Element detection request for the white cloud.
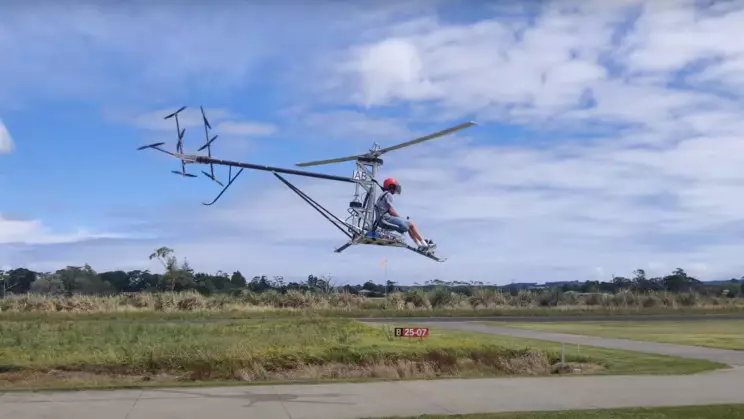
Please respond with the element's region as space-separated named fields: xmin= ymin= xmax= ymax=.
xmin=301 ymin=111 xmax=413 ymax=142
xmin=0 ymin=119 xmax=13 ymax=154
xmin=216 ymin=121 xmax=277 ymax=137
xmin=0 ymin=2 xmax=443 ymax=107
xmin=318 ymin=1 xmax=744 ymax=135
xmin=122 ymin=108 xmax=275 ymax=136
xmin=0 ymin=214 xmax=130 ymax=245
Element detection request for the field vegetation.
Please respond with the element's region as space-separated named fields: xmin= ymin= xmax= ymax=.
xmin=0 ymin=318 xmax=723 ymax=390
xmin=1 ymin=248 xmax=743 ymax=317
xmin=1 ymin=287 xmax=744 ymax=318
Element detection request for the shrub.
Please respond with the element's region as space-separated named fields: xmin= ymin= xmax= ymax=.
xmin=404 ymin=289 xmax=431 ymax=309
xmin=176 ymin=292 xmax=206 ymax=311
xmin=428 ymin=287 xmax=456 ymax=308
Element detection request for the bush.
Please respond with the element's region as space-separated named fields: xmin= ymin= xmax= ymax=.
xmin=428 ymin=287 xmax=456 ymax=308
xmin=385 ymin=292 xmax=405 ymax=310
xmin=676 ymin=292 xmax=699 ymax=307
xmin=176 ymin=292 xmax=206 ymax=311
xmin=1 ymin=286 xmax=744 ymax=314
xmin=404 ymin=289 xmax=431 ymax=309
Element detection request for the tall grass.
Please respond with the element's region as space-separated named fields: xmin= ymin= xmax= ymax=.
xmin=0 ymin=317 xmax=725 ymax=389
xmin=1 ymin=289 xmax=743 ymax=315
xmin=0 ymin=318 xmax=558 ymax=385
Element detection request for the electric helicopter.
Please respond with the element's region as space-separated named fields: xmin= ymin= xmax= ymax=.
xmin=137 ymin=106 xmax=477 ymax=262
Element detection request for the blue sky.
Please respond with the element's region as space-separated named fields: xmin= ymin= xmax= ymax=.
xmin=4 ymin=0 xmax=744 ymax=285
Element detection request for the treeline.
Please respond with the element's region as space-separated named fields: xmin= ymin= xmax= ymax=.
xmin=1 ymin=247 xmax=743 ymax=299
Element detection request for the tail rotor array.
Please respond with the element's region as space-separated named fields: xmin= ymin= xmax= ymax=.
xmin=163 ymin=106 xmax=196 ymax=178
xmin=137 ymin=105 xmax=244 ymax=205
xmin=197 ymin=106 xmax=223 ymax=186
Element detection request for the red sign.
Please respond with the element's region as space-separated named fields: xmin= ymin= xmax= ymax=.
xmin=394 ymin=327 xmax=430 ymax=338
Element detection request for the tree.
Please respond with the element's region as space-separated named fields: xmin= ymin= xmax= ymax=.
xmin=662 ymin=268 xmax=699 ymax=293
xmin=99 ymin=270 xmax=131 ymax=293
xmin=149 ymin=247 xmax=177 ymax=271
xmin=632 ymin=269 xmax=646 ymax=282
xmin=55 ymin=264 xmax=114 ymax=296
xmin=210 ymin=270 xmax=231 ymax=291
xmin=630 ymin=268 xmax=663 ymax=293
xmin=362 ymin=280 xmax=378 ymax=292
xmin=612 ymin=276 xmax=632 ymax=290
xmin=126 ymin=270 xmax=159 ymax=291
xmin=0 ymin=270 xmax=8 ymax=298
xmin=272 ymin=276 xmax=286 ymax=290
xmin=29 ymin=272 xmax=65 ymax=295
xmin=386 ymin=280 xmax=397 ymax=294
xmin=168 ymin=259 xmax=196 ymax=292
xmin=148 ymin=247 xmax=195 ymax=291
xmin=249 ymin=275 xmax=272 ymax=292
xmin=5 ymin=268 xmax=37 ymax=296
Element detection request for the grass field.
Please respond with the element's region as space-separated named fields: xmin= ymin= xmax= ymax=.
xmin=479 ymin=320 xmax=744 ymax=350
xmin=374 ymin=403 xmax=744 ymax=418
xmin=0 ymin=317 xmax=724 ymax=390
xmin=1 ymin=291 xmax=744 ymax=319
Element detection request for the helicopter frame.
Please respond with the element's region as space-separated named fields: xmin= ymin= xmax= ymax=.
xmin=136 ymin=106 xmax=477 ymax=263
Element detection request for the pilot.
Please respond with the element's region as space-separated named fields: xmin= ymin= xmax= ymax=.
xmin=374 ymin=177 xmax=435 ymax=252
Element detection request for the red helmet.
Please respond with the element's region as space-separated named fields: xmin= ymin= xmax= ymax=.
xmin=383 ymin=177 xmax=401 ymax=194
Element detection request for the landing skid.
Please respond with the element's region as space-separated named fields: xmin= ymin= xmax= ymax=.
xmin=405 ymin=244 xmax=447 ymax=262
xmin=334 ymin=232 xmax=447 ymax=262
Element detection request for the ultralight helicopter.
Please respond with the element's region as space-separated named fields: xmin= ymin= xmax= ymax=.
xmin=137 ymin=106 xmax=477 ymax=262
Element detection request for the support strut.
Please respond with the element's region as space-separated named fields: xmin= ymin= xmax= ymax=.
xmin=272 ymin=172 xmax=354 ymax=239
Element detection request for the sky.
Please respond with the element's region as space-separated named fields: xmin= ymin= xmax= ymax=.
xmin=3 ymin=0 xmax=744 ymax=285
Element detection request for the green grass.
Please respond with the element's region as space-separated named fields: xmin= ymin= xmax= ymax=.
xmin=479 ymin=320 xmax=744 ymax=350
xmin=2 ymin=307 xmax=744 ymax=323
xmin=410 ymin=327 xmax=724 ymax=375
xmin=372 ymin=403 xmax=744 ymax=419
xmin=0 ymin=318 xmax=725 ymax=390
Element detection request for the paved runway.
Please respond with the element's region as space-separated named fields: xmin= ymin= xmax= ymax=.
xmin=3 ymin=321 xmax=744 ymax=419
xmin=357 ymin=313 xmax=744 ymax=323
xmin=423 ymin=321 xmax=744 ymax=366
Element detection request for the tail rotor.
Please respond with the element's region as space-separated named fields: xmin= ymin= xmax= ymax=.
xmin=197 ymin=106 xmax=223 ymax=186
xmin=163 ymin=106 xmax=196 ymax=177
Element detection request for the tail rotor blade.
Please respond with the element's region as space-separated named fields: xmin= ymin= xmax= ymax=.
xmin=164 ymin=106 xmax=187 ymax=120
xmin=201 ymin=170 xmax=224 ymax=186
xmin=200 ymin=106 xmax=211 ymax=130
xmin=137 ymin=142 xmax=165 ymax=151
xmin=198 ymin=135 xmax=218 ymax=152
xmin=172 ymin=170 xmax=197 ymax=178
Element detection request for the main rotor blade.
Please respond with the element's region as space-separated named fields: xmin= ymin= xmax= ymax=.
xmin=294 ymin=121 xmax=477 ymax=167
xmin=378 ymin=121 xmax=477 ymax=154
xmin=295 ymin=154 xmax=362 ymax=167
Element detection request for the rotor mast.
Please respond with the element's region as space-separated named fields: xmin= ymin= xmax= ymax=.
xmin=293 ymin=121 xmax=477 ymax=234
